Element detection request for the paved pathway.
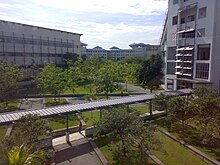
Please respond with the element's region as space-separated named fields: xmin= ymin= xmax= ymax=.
xmin=120 ymin=83 xmax=164 ymax=94
xmin=52 ymin=131 xmax=104 ymax=165
xmin=53 ymin=138 xmax=103 ymax=165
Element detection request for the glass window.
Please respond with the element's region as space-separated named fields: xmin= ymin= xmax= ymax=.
xmin=197 ymin=28 xmax=205 ymax=37
xmin=196 ymin=63 xmax=209 ymax=79
xmin=173 ymin=0 xmax=178 ymax=5
xmin=197 ymin=44 xmax=210 ymax=60
xmin=167 ymin=62 xmax=176 ymax=74
xmin=167 ymin=79 xmax=174 ymax=90
xmin=199 ymin=7 xmax=207 ymax=19
xmin=172 ymin=16 xmax=178 ymax=25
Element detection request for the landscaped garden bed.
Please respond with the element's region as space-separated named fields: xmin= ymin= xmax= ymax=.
xmin=0 ymin=100 xmax=19 ymax=112
xmin=45 ymin=98 xmax=68 ymax=107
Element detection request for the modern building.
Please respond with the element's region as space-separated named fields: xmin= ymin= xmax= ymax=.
xmin=0 ymin=20 xmax=82 ymax=66
xmin=82 ymin=43 xmax=160 ymax=60
xmin=161 ymin=0 xmax=220 ymax=90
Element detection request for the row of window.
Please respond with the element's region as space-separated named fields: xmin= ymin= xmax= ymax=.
xmin=0 ymin=52 xmax=65 ymax=57
xmin=172 ymin=7 xmax=207 ymax=25
xmin=0 ymin=35 xmax=74 ymax=48
xmin=167 ymin=62 xmax=209 ymax=80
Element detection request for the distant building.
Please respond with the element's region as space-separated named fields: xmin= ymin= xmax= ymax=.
xmin=81 ymin=43 xmax=160 ymax=60
xmin=0 ymin=20 xmax=82 ymax=66
xmin=161 ymin=0 xmax=220 ymax=90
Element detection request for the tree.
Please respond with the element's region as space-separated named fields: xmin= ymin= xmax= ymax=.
xmin=2 ymin=114 xmax=51 ymax=151
xmin=0 ymin=60 xmax=23 ymax=102
xmin=167 ymin=96 xmax=193 ymax=132
xmin=95 ymin=60 xmax=121 ymax=98
xmin=138 ymin=54 xmax=163 ymax=93
xmin=63 ymin=52 xmax=79 ymax=67
xmin=1 ymin=114 xmax=53 ymax=165
xmin=190 ymin=86 xmax=220 ymax=143
xmin=6 ymin=144 xmax=46 ymax=165
xmin=36 ymin=64 xmax=65 ymax=97
xmin=95 ymin=108 xmax=159 ymax=164
xmin=120 ymin=63 xmax=140 ymax=91
xmin=152 ymin=93 xmax=171 ymax=111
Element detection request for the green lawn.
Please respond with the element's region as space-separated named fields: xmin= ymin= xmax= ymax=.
xmin=49 ymin=115 xmax=79 ymax=130
xmin=0 ymin=100 xmax=19 ymax=112
xmin=94 ymin=130 xmax=207 ymax=165
xmin=81 ymin=110 xmax=100 ymax=127
xmin=151 ymin=131 xmax=207 ymax=165
xmin=0 ymin=126 xmax=7 ymax=141
xmin=132 ymin=104 xmax=149 ymax=115
xmin=45 ymin=98 xmax=68 ymax=107
xmin=94 ymin=135 xmax=156 ymax=165
xmin=162 ymin=123 xmax=220 ymax=161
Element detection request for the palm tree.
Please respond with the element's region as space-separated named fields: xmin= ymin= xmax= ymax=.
xmin=7 ymin=144 xmax=45 ymax=165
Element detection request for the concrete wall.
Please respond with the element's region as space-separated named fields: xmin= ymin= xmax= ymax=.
xmin=0 ymin=20 xmax=81 ymax=66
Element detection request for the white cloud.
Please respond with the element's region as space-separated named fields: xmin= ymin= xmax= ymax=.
xmin=29 ymin=0 xmax=168 ymax=15
xmin=0 ymin=0 xmax=168 ymax=49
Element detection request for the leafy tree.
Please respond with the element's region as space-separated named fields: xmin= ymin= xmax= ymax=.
xmin=152 ymin=93 xmax=171 ymax=111
xmin=0 ymin=60 xmax=23 ymax=102
xmin=190 ymin=86 xmax=220 ymax=143
xmin=95 ymin=60 xmax=121 ymax=98
xmin=167 ymin=96 xmax=193 ymax=132
xmin=63 ymin=52 xmax=79 ymax=67
xmin=95 ymin=108 xmax=159 ymax=164
xmin=120 ymin=63 xmax=140 ymax=91
xmin=2 ymin=114 xmax=51 ymax=151
xmin=121 ymin=56 xmax=144 ymax=65
xmin=138 ymin=54 xmax=163 ymax=93
xmin=6 ymin=144 xmax=46 ymax=165
xmin=36 ymin=64 xmax=65 ymax=97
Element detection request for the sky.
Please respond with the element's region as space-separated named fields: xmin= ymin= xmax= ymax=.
xmin=0 ymin=0 xmax=168 ymax=49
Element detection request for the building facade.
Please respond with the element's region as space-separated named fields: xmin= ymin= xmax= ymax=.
xmin=0 ymin=20 xmax=82 ymax=66
xmin=82 ymin=43 xmax=160 ymax=60
xmin=161 ymin=0 xmax=220 ymax=90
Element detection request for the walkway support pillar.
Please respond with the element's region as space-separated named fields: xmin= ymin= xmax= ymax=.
xmin=149 ymin=100 xmax=152 ymax=116
xmin=100 ymin=109 xmax=102 ymax=120
xmin=66 ymin=114 xmax=69 ymax=142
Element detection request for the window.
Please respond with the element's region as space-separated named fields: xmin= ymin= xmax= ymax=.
xmin=199 ymin=7 xmax=207 ymax=19
xmin=167 ymin=62 xmax=176 ymax=74
xmin=197 ymin=28 xmax=205 ymax=37
xmin=172 ymin=16 xmax=178 ymax=25
xmin=197 ymin=44 xmax=210 ymax=60
xmin=187 ymin=15 xmax=195 ymax=22
xmin=181 ymin=17 xmax=185 ymax=24
xmin=173 ymin=0 xmax=178 ymax=5
xmin=167 ymin=79 xmax=174 ymax=90
xmin=196 ymin=63 xmax=209 ymax=79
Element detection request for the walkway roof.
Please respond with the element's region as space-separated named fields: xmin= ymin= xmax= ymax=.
xmin=0 ymin=89 xmax=193 ymax=125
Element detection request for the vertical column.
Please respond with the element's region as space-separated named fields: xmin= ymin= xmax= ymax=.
xmin=148 ymin=100 xmax=152 ymax=116
xmin=13 ymin=32 xmax=16 ymax=64
xmin=66 ymin=114 xmax=69 ymax=142
xmin=100 ymin=109 xmax=102 ymax=120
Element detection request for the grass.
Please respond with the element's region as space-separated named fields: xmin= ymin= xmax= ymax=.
xmin=45 ymin=98 xmax=68 ymax=107
xmin=49 ymin=114 xmax=79 ymax=130
xmin=0 ymin=126 xmax=7 ymax=141
xmin=81 ymin=110 xmax=100 ymax=127
xmin=94 ymin=135 xmax=156 ymax=165
xmin=132 ymin=104 xmax=149 ymax=115
xmin=0 ymin=100 xmax=19 ymax=112
xmin=151 ymin=131 xmax=207 ymax=165
xmin=161 ymin=123 xmax=220 ymax=161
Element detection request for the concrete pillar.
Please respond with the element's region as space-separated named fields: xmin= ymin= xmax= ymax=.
xmin=149 ymin=100 xmax=152 ymax=116
xmin=66 ymin=114 xmax=69 ymax=142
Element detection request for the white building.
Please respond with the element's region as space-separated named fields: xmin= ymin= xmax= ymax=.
xmin=0 ymin=20 xmax=82 ymax=66
xmin=161 ymin=0 xmax=220 ymax=90
xmin=82 ymin=43 xmax=160 ymax=60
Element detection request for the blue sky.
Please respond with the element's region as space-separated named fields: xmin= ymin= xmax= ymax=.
xmin=0 ymin=0 xmax=168 ymax=49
